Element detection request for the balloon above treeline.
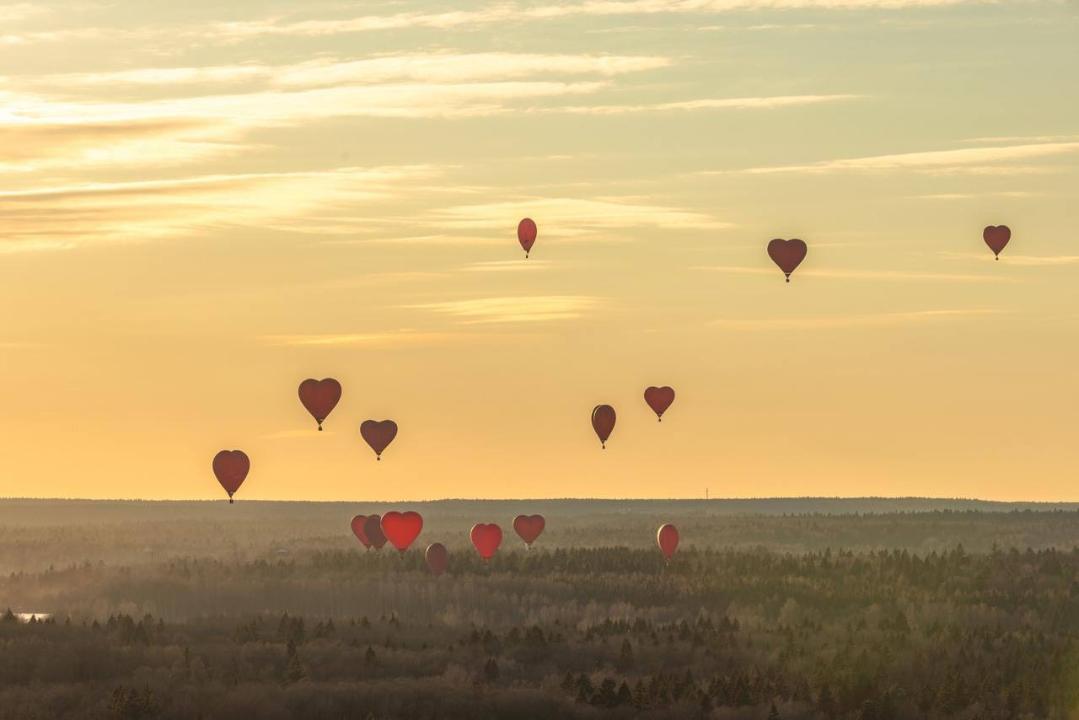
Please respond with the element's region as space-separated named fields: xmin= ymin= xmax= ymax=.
xmin=644 ymin=386 xmax=675 ymax=422
xmin=591 ymin=405 xmax=616 ymax=449
xmin=767 ymin=238 xmax=807 ymax=282
xmin=213 ymin=450 xmax=249 ymax=504
xmin=657 ymin=523 xmax=679 ymax=561
xmin=381 ymin=511 xmax=423 ymax=551
xmin=425 ymin=543 xmax=448 ymax=576
xmin=983 ymin=225 xmax=1011 ymax=260
xmin=513 ymin=514 xmax=545 ymax=547
xmin=298 ymin=378 xmax=341 ymax=431
xmin=517 ymin=218 xmax=537 ymax=258
xmin=360 ymin=420 xmax=398 ymax=460
xmin=471 ymin=523 xmax=503 ymax=560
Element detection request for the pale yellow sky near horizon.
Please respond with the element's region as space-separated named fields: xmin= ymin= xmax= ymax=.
xmin=1 ymin=1 xmax=1077 ymax=501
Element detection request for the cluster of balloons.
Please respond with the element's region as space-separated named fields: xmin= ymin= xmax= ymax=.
xmin=590 ymin=385 xmax=675 ymax=449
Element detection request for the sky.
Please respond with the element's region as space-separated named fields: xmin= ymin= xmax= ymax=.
xmin=0 ymin=0 xmax=1077 ymax=501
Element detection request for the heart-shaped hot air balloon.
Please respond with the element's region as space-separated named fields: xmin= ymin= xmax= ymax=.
xmin=298 ymin=378 xmax=342 ymax=431
xmin=350 ymin=515 xmax=371 ymax=548
xmin=363 ymin=514 xmax=387 ymax=550
xmin=591 ymin=405 xmax=616 ymax=449
xmin=360 ymin=420 xmax=397 ymax=460
xmin=381 ymin=511 xmax=423 ymax=552
xmin=767 ymin=238 xmax=807 ymax=282
xmin=212 ymin=450 xmax=249 ymax=504
xmin=517 ymin=218 xmax=537 ymax=258
xmin=983 ymin=225 xmax=1011 ymax=260
xmin=644 ymin=386 xmax=675 ymax=422
xmin=470 ymin=523 xmax=502 ymax=560
xmin=513 ymin=514 xmax=545 ymax=547
xmin=425 ymin=543 xmax=448 ymax=576
xmin=657 ymin=523 xmax=679 ymax=561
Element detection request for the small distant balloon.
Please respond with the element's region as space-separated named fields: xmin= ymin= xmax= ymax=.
xmin=513 ymin=514 xmax=546 ymax=547
xmin=983 ymin=225 xmax=1011 ymax=260
xmin=360 ymin=420 xmax=398 ymax=460
xmin=425 ymin=543 xmax=448 ymax=576
xmin=350 ymin=515 xmax=371 ymax=548
xmin=470 ymin=523 xmax=503 ymax=560
xmin=298 ymin=378 xmax=342 ymax=431
xmin=517 ymin=218 xmax=537 ymax=258
xmin=644 ymin=386 xmax=675 ymax=422
xmin=591 ymin=405 xmax=616 ymax=449
xmin=657 ymin=523 xmax=679 ymax=561
xmin=381 ymin=511 xmax=423 ymax=552
xmin=363 ymin=514 xmax=388 ymax=550
xmin=767 ymin=238 xmax=808 ymax=282
xmin=212 ymin=450 xmax=249 ymax=504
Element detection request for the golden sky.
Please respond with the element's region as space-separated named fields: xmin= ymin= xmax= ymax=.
xmin=1 ymin=1 xmax=1077 ymax=501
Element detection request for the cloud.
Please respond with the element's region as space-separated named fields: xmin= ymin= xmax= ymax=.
xmin=261 ymin=331 xmax=455 ymax=348
xmin=939 ymin=252 xmax=1079 ymax=267
xmin=461 ymin=260 xmax=554 ymax=272
xmin=710 ymin=309 xmax=1002 ymax=330
xmin=695 ymin=265 xmax=1017 ymax=283
xmin=553 ymin=93 xmax=860 ymax=114
xmin=409 ymin=295 xmax=602 ymax=324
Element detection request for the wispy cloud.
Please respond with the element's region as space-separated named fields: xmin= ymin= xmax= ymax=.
xmin=461 ymin=260 xmax=554 ymax=272
xmin=409 ymin=295 xmax=602 ymax=324
xmin=939 ymin=252 xmax=1079 ymax=267
xmin=261 ymin=331 xmax=455 ymax=348
xmin=695 ymin=265 xmax=1015 ymax=283
xmin=553 ymin=93 xmax=860 ymax=114
xmin=711 ymin=309 xmax=1002 ymax=330
xmin=438 ymin=198 xmax=729 ymax=234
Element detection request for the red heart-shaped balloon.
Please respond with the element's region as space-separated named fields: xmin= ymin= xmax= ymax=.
xmin=517 ymin=218 xmax=537 ymax=257
xmin=212 ymin=450 xmax=249 ymax=503
xmin=360 ymin=420 xmax=398 ymax=460
xmin=470 ymin=523 xmax=503 ymax=560
xmin=767 ymin=238 xmax=808 ymax=281
xmin=381 ymin=511 xmax=423 ymax=551
xmin=657 ymin=523 xmax=679 ymax=560
xmin=644 ymin=386 xmax=675 ymax=421
xmin=983 ymin=225 xmax=1011 ymax=259
xmin=513 ymin=514 xmax=546 ymax=546
xmin=364 ymin=514 xmax=387 ymax=550
xmin=425 ymin=543 xmax=448 ymax=576
xmin=350 ymin=515 xmax=371 ymax=548
xmin=591 ymin=405 xmax=616 ymax=448
xmin=298 ymin=378 xmax=342 ymax=430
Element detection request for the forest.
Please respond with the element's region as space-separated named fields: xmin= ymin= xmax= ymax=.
xmin=0 ymin=500 xmax=1077 ymax=719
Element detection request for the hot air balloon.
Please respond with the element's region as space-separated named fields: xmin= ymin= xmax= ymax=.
xmin=513 ymin=514 xmax=545 ymax=548
xmin=363 ymin=514 xmax=388 ymax=550
xmin=657 ymin=523 xmax=679 ymax=561
xmin=517 ymin=218 xmax=537 ymax=258
xmin=212 ymin=450 xmax=249 ymax=504
xmin=591 ymin=405 xmax=616 ymax=449
xmin=360 ymin=420 xmax=397 ymax=460
xmin=298 ymin=378 xmax=342 ymax=431
xmin=350 ymin=515 xmax=372 ymax=549
xmin=425 ymin=543 xmax=448 ymax=576
xmin=470 ymin=523 xmax=502 ymax=560
xmin=644 ymin=386 xmax=675 ymax=422
xmin=767 ymin=238 xmax=807 ymax=282
xmin=381 ymin=511 xmax=423 ymax=552
xmin=983 ymin=225 xmax=1011 ymax=260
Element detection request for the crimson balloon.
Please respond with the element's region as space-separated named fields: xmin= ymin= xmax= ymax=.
xmin=381 ymin=511 xmax=423 ymax=552
xmin=591 ymin=405 xmax=616 ymax=449
xmin=212 ymin=450 xmax=249 ymax=504
xmin=470 ymin=523 xmax=502 ymax=560
xmin=513 ymin=514 xmax=545 ymax=547
xmin=517 ymin=218 xmax=537 ymax=258
xmin=767 ymin=238 xmax=807 ymax=282
xmin=350 ymin=515 xmax=371 ymax=548
xmin=644 ymin=386 xmax=675 ymax=422
xmin=298 ymin=378 xmax=342 ymax=431
xmin=425 ymin=543 xmax=448 ymax=576
xmin=983 ymin=225 xmax=1011 ymax=260
xmin=363 ymin=514 xmax=388 ymax=550
xmin=657 ymin=523 xmax=679 ymax=560
xmin=360 ymin=420 xmax=397 ymax=460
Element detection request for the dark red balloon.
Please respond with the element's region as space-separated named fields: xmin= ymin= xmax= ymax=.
xmin=360 ymin=420 xmax=397 ymax=460
xmin=212 ymin=450 xmax=249 ymax=504
xmin=767 ymin=238 xmax=807 ymax=282
xmin=425 ymin=543 xmax=448 ymax=576
xmin=298 ymin=378 xmax=341 ymax=430
xmin=381 ymin=511 xmax=423 ymax=552
xmin=517 ymin=218 xmax=537 ymax=258
xmin=513 ymin=514 xmax=545 ymax=546
xmin=591 ymin=405 xmax=616 ymax=449
xmin=350 ymin=515 xmax=371 ymax=548
xmin=983 ymin=225 xmax=1011 ymax=259
xmin=470 ymin=523 xmax=502 ymax=560
xmin=363 ymin=514 xmax=387 ymax=550
xmin=657 ymin=523 xmax=679 ymax=560
xmin=644 ymin=386 xmax=675 ymax=422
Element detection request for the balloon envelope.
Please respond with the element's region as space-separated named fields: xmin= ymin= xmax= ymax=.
xmin=767 ymin=238 xmax=807 ymax=281
xmin=425 ymin=543 xmax=448 ymax=576
xmin=517 ymin=218 xmax=537 ymax=257
xmin=470 ymin=523 xmax=503 ymax=560
xmin=983 ymin=225 xmax=1011 ymax=259
xmin=591 ymin=405 xmax=616 ymax=448
xmin=212 ymin=450 xmax=249 ymax=503
xmin=363 ymin=514 xmax=388 ymax=550
xmin=360 ymin=420 xmax=398 ymax=459
xmin=657 ymin=523 xmax=679 ymax=560
xmin=298 ymin=378 xmax=342 ymax=430
xmin=644 ymin=386 xmax=676 ymax=421
xmin=513 ymin=514 xmax=546 ymax=546
xmin=381 ymin=511 xmax=423 ymax=551
xmin=350 ymin=515 xmax=371 ymax=548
